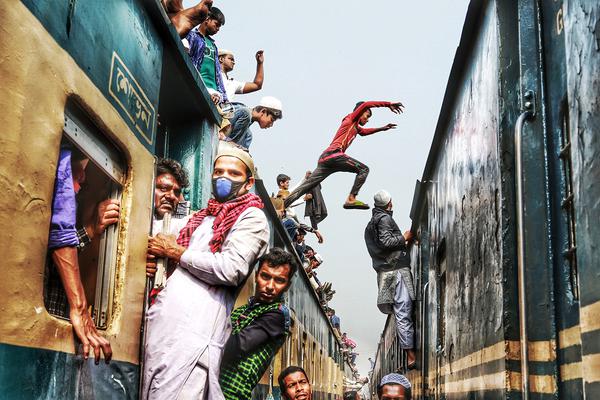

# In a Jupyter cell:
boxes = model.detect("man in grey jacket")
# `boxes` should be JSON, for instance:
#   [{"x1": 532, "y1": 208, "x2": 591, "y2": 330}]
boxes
[{"x1": 364, "y1": 190, "x2": 416, "y2": 368}]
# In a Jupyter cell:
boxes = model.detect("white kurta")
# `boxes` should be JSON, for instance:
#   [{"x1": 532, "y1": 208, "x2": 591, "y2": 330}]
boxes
[{"x1": 142, "y1": 207, "x2": 270, "y2": 399}]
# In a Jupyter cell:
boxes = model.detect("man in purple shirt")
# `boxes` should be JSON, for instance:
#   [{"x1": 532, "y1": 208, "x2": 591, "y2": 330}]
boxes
[{"x1": 47, "y1": 147, "x2": 118, "y2": 364}]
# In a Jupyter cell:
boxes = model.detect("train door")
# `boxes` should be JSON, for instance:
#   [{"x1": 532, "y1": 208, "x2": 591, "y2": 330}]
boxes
[{"x1": 539, "y1": 0, "x2": 583, "y2": 396}]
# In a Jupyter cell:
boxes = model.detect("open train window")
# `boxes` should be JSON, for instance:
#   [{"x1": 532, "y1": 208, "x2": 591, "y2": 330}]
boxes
[{"x1": 44, "y1": 104, "x2": 126, "y2": 329}]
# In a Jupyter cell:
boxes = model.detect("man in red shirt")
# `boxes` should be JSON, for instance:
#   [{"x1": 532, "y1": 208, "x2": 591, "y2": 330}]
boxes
[{"x1": 284, "y1": 101, "x2": 403, "y2": 210}]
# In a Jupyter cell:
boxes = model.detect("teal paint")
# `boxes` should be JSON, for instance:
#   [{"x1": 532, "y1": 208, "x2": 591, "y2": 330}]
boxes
[
  {"x1": 0, "y1": 343, "x2": 139, "y2": 399},
  {"x1": 21, "y1": 0, "x2": 162, "y2": 152}
]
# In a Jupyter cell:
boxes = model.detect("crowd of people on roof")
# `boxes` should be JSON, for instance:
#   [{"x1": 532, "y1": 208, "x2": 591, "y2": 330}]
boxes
[{"x1": 44, "y1": 0, "x2": 417, "y2": 398}]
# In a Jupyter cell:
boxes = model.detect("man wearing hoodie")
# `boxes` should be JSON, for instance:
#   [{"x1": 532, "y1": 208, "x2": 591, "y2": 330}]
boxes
[{"x1": 364, "y1": 190, "x2": 416, "y2": 368}]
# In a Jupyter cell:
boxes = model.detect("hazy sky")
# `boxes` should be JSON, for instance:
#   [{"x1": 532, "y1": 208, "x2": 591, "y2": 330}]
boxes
[{"x1": 184, "y1": 0, "x2": 470, "y2": 376}]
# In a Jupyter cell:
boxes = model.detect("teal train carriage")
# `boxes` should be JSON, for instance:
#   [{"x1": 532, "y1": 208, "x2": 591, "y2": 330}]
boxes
[
  {"x1": 0, "y1": 1, "x2": 350, "y2": 398},
  {"x1": 371, "y1": 1, "x2": 600, "y2": 399}
]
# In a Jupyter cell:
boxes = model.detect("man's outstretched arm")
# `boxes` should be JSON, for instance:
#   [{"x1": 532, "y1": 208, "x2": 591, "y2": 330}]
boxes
[
  {"x1": 242, "y1": 50, "x2": 264, "y2": 94},
  {"x1": 170, "y1": 0, "x2": 213, "y2": 38},
  {"x1": 358, "y1": 123, "x2": 397, "y2": 136},
  {"x1": 52, "y1": 247, "x2": 112, "y2": 365},
  {"x1": 349, "y1": 101, "x2": 404, "y2": 122}
]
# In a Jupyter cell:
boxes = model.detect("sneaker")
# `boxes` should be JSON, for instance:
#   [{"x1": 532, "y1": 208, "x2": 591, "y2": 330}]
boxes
[{"x1": 343, "y1": 200, "x2": 370, "y2": 210}]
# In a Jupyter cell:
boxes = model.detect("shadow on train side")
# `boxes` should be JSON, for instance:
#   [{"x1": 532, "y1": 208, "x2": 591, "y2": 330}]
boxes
[{"x1": 371, "y1": 1, "x2": 600, "y2": 399}]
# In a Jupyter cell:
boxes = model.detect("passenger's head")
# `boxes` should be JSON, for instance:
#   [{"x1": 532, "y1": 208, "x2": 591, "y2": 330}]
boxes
[
  {"x1": 203, "y1": 6, "x2": 225, "y2": 35},
  {"x1": 295, "y1": 228, "x2": 306, "y2": 244},
  {"x1": 70, "y1": 148, "x2": 89, "y2": 194},
  {"x1": 155, "y1": 158, "x2": 189, "y2": 218},
  {"x1": 254, "y1": 96, "x2": 283, "y2": 129},
  {"x1": 278, "y1": 366, "x2": 312, "y2": 400},
  {"x1": 255, "y1": 248, "x2": 295, "y2": 303},
  {"x1": 304, "y1": 246, "x2": 314, "y2": 258},
  {"x1": 378, "y1": 373, "x2": 412, "y2": 400},
  {"x1": 354, "y1": 101, "x2": 372, "y2": 126},
  {"x1": 212, "y1": 142, "x2": 255, "y2": 203},
  {"x1": 309, "y1": 254, "x2": 323, "y2": 269},
  {"x1": 277, "y1": 173, "x2": 291, "y2": 190},
  {"x1": 218, "y1": 49, "x2": 235, "y2": 73},
  {"x1": 374, "y1": 189, "x2": 392, "y2": 210}
]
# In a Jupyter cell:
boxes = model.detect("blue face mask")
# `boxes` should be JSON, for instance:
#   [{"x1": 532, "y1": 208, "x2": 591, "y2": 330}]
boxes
[{"x1": 212, "y1": 177, "x2": 246, "y2": 203}]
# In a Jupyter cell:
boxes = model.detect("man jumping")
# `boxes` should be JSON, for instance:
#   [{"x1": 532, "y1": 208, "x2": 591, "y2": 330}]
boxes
[{"x1": 283, "y1": 101, "x2": 403, "y2": 210}]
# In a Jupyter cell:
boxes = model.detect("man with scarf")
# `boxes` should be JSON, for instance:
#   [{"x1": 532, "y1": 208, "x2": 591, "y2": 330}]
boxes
[
  {"x1": 219, "y1": 248, "x2": 295, "y2": 399},
  {"x1": 142, "y1": 142, "x2": 269, "y2": 399},
  {"x1": 364, "y1": 190, "x2": 416, "y2": 369}
]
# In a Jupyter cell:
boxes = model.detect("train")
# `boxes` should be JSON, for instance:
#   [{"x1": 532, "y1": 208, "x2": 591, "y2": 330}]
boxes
[
  {"x1": 0, "y1": 1, "x2": 351, "y2": 398},
  {"x1": 371, "y1": 1, "x2": 600, "y2": 399}
]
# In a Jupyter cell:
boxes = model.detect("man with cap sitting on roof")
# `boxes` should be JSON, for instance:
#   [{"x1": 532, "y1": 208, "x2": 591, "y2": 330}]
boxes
[
  {"x1": 142, "y1": 141, "x2": 270, "y2": 399},
  {"x1": 226, "y1": 96, "x2": 283, "y2": 149},
  {"x1": 378, "y1": 373, "x2": 412, "y2": 400},
  {"x1": 218, "y1": 48, "x2": 264, "y2": 102},
  {"x1": 364, "y1": 189, "x2": 416, "y2": 369}
]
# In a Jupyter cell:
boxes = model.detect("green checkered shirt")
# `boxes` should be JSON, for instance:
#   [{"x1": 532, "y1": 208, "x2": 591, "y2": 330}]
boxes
[{"x1": 220, "y1": 300, "x2": 290, "y2": 399}]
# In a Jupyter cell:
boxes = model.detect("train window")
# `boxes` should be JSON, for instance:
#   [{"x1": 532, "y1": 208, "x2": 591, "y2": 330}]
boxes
[{"x1": 44, "y1": 104, "x2": 125, "y2": 329}]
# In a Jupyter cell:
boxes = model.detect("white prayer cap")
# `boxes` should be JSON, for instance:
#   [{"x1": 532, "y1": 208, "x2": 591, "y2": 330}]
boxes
[
  {"x1": 374, "y1": 190, "x2": 392, "y2": 207},
  {"x1": 218, "y1": 49, "x2": 234, "y2": 57}
]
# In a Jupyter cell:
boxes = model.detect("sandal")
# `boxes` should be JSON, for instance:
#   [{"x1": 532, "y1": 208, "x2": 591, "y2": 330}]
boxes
[{"x1": 343, "y1": 200, "x2": 370, "y2": 210}]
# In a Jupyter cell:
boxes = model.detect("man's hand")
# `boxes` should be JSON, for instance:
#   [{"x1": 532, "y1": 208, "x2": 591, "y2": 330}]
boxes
[
  {"x1": 315, "y1": 230, "x2": 324, "y2": 244},
  {"x1": 403, "y1": 230, "x2": 414, "y2": 243},
  {"x1": 304, "y1": 193, "x2": 313, "y2": 201},
  {"x1": 381, "y1": 123, "x2": 397, "y2": 131},
  {"x1": 147, "y1": 234, "x2": 186, "y2": 262},
  {"x1": 389, "y1": 102, "x2": 404, "y2": 114},
  {"x1": 255, "y1": 50, "x2": 264, "y2": 64},
  {"x1": 70, "y1": 306, "x2": 112, "y2": 365},
  {"x1": 210, "y1": 93, "x2": 221, "y2": 105},
  {"x1": 90, "y1": 199, "x2": 120, "y2": 239},
  {"x1": 146, "y1": 253, "x2": 158, "y2": 278}
]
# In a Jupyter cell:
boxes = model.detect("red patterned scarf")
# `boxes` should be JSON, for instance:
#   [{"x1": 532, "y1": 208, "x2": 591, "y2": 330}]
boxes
[{"x1": 176, "y1": 192, "x2": 264, "y2": 253}]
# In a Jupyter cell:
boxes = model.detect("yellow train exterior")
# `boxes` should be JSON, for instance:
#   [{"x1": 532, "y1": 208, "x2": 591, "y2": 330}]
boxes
[{"x1": 0, "y1": 1, "x2": 350, "y2": 398}]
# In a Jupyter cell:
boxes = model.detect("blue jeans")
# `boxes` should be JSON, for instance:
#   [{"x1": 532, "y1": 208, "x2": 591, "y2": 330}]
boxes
[
  {"x1": 282, "y1": 218, "x2": 297, "y2": 240},
  {"x1": 227, "y1": 103, "x2": 253, "y2": 149}
]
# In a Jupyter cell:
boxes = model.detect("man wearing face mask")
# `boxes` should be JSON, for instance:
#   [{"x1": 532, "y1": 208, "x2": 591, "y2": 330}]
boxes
[
  {"x1": 142, "y1": 142, "x2": 270, "y2": 399},
  {"x1": 364, "y1": 190, "x2": 416, "y2": 369}
]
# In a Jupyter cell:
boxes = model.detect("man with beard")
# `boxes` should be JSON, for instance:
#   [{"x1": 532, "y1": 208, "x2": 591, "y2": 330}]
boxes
[
  {"x1": 142, "y1": 142, "x2": 269, "y2": 399},
  {"x1": 219, "y1": 248, "x2": 296, "y2": 399},
  {"x1": 283, "y1": 101, "x2": 404, "y2": 210},
  {"x1": 151, "y1": 158, "x2": 190, "y2": 235},
  {"x1": 278, "y1": 366, "x2": 313, "y2": 400}
]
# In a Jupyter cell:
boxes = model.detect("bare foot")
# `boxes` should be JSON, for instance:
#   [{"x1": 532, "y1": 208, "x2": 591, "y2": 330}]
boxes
[
  {"x1": 170, "y1": 0, "x2": 213, "y2": 38},
  {"x1": 407, "y1": 349, "x2": 416, "y2": 368}
]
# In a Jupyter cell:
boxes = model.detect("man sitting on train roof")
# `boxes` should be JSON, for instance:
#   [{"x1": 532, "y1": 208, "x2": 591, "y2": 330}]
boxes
[
  {"x1": 364, "y1": 190, "x2": 416, "y2": 369},
  {"x1": 278, "y1": 366, "x2": 313, "y2": 400},
  {"x1": 143, "y1": 141, "x2": 269, "y2": 399},
  {"x1": 219, "y1": 48, "x2": 264, "y2": 102},
  {"x1": 219, "y1": 248, "x2": 296, "y2": 399},
  {"x1": 162, "y1": 0, "x2": 213, "y2": 38},
  {"x1": 47, "y1": 146, "x2": 118, "y2": 364},
  {"x1": 378, "y1": 373, "x2": 411, "y2": 400},
  {"x1": 225, "y1": 96, "x2": 284, "y2": 149}
]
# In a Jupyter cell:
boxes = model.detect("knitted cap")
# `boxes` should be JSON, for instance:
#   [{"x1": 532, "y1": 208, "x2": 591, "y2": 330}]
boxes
[
  {"x1": 215, "y1": 141, "x2": 255, "y2": 177},
  {"x1": 379, "y1": 373, "x2": 411, "y2": 390},
  {"x1": 374, "y1": 190, "x2": 392, "y2": 207}
]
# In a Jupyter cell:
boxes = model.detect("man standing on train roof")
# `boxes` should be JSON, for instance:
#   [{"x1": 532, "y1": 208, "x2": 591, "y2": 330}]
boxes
[
  {"x1": 378, "y1": 373, "x2": 412, "y2": 400},
  {"x1": 283, "y1": 100, "x2": 404, "y2": 210},
  {"x1": 47, "y1": 146, "x2": 118, "y2": 365},
  {"x1": 219, "y1": 248, "x2": 296, "y2": 399},
  {"x1": 219, "y1": 48, "x2": 264, "y2": 102},
  {"x1": 142, "y1": 141, "x2": 270, "y2": 399},
  {"x1": 278, "y1": 366, "x2": 313, "y2": 400},
  {"x1": 364, "y1": 190, "x2": 416, "y2": 368},
  {"x1": 176, "y1": 5, "x2": 228, "y2": 104}
]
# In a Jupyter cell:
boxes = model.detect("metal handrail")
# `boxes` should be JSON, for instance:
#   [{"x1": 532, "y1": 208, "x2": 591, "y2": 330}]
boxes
[
  {"x1": 421, "y1": 281, "x2": 430, "y2": 398},
  {"x1": 515, "y1": 110, "x2": 534, "y2": 400}
]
